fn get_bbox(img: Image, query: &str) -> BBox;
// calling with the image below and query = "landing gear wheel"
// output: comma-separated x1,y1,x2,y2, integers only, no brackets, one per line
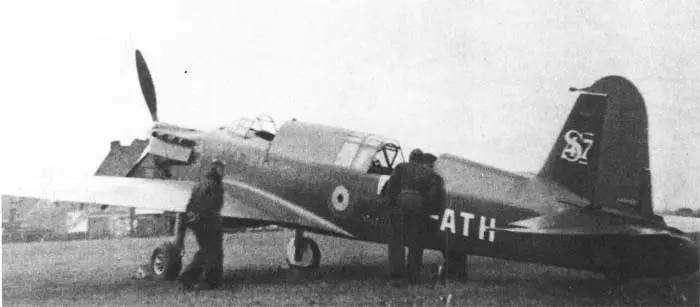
285,237,321,269
150,242,182,281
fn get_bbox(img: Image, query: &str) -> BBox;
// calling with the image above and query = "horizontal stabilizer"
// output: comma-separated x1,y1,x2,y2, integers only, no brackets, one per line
486,224,678,236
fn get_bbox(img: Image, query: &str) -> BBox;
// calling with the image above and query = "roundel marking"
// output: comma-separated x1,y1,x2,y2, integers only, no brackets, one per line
331,185,350,212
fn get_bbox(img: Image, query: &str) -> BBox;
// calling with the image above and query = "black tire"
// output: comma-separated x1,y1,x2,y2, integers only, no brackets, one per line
150,242,182,281
286,237,321,269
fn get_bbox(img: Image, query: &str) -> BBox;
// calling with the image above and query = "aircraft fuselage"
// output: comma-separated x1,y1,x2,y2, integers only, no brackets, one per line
161,127,699,279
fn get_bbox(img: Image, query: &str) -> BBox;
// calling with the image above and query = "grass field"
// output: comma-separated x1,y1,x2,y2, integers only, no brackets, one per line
3,231,699,306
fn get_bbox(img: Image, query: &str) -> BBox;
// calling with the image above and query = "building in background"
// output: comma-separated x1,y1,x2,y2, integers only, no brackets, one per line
2,195,132,242
94,139,175,237
2,139,173,243
94,139,149,177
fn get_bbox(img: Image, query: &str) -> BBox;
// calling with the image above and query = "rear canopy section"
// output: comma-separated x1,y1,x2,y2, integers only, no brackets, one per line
267,120,404,174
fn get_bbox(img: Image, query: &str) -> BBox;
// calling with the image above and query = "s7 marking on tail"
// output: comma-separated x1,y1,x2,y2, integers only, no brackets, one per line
561,129,595,165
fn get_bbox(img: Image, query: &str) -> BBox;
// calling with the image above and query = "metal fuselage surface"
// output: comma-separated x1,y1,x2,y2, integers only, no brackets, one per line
165,126,698,279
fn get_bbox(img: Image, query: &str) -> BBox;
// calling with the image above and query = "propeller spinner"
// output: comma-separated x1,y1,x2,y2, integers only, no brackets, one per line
135,49,158,122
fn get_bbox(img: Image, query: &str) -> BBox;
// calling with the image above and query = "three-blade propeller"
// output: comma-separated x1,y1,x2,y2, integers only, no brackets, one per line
135,49,158,122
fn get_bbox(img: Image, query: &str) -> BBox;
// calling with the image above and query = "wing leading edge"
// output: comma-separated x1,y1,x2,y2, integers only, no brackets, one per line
6,176,353,238
221,177,353,237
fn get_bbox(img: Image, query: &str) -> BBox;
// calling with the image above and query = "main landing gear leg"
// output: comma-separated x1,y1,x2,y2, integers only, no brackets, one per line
285,229,321,269
149,213,185,281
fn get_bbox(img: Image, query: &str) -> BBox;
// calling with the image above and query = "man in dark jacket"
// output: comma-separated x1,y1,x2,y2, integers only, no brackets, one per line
386,149,439,285
421,153,445,216
422,152,437,169
179,159,226,290
422,153,465,281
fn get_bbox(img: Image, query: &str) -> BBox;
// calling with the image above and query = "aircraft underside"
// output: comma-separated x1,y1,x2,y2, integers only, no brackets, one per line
148,210,699,283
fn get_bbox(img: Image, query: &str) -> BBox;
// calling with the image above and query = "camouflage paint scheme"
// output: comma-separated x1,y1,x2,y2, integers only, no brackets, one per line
142,75,697,279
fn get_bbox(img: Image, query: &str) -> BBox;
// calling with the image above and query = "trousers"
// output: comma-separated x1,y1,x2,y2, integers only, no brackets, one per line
179,217,224,287
388,192,429,283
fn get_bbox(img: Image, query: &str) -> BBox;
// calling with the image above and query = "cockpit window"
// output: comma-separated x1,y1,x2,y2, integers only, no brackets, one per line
383,143,402,167
336,141,362,168
222,114,277,141
231,118,255,137
252,114,277,140
367,143,403,175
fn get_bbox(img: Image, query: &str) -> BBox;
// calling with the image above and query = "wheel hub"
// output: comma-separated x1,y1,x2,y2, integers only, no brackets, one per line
152,254,165,275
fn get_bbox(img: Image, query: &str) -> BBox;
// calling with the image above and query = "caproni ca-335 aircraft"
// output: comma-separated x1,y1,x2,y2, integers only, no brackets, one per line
15,50,699,282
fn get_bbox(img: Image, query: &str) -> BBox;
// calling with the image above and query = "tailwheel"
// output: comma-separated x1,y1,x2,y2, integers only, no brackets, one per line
285,236,321,269
150,242,183,281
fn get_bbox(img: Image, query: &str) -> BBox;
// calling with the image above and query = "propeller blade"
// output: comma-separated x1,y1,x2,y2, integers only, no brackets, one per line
135,49,158,122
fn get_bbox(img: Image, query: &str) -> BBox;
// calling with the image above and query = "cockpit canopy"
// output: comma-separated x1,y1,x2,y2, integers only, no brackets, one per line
221,114,277,142
346,135,403,175
268,120,404,174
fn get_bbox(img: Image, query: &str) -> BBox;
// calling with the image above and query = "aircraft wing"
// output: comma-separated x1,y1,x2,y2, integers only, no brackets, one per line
6,176,353,237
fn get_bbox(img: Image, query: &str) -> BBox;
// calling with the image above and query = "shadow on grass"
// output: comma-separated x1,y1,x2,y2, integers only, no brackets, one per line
13,263,696,307
228,263,391,285
222,264,699,305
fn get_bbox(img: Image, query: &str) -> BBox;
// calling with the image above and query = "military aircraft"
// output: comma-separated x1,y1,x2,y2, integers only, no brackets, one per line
11,50,699,283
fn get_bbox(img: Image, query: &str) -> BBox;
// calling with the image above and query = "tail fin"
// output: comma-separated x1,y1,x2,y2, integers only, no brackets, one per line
538,76,653,216
538,91,607,204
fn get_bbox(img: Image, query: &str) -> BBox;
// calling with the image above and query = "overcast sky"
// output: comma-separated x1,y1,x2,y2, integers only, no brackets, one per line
1,0,698,210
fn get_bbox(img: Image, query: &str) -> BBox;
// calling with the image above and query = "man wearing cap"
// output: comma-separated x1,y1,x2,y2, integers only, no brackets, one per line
385,148,439,285
179,159,227,291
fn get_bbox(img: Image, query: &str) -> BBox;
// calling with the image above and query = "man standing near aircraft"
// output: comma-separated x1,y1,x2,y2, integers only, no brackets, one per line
421,152,437,169
422,153,446,216
422,153,465,281
179,159,227,291
386,149,439,285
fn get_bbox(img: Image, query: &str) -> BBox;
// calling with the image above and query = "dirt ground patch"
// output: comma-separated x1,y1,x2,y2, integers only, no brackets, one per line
3,231,698,306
